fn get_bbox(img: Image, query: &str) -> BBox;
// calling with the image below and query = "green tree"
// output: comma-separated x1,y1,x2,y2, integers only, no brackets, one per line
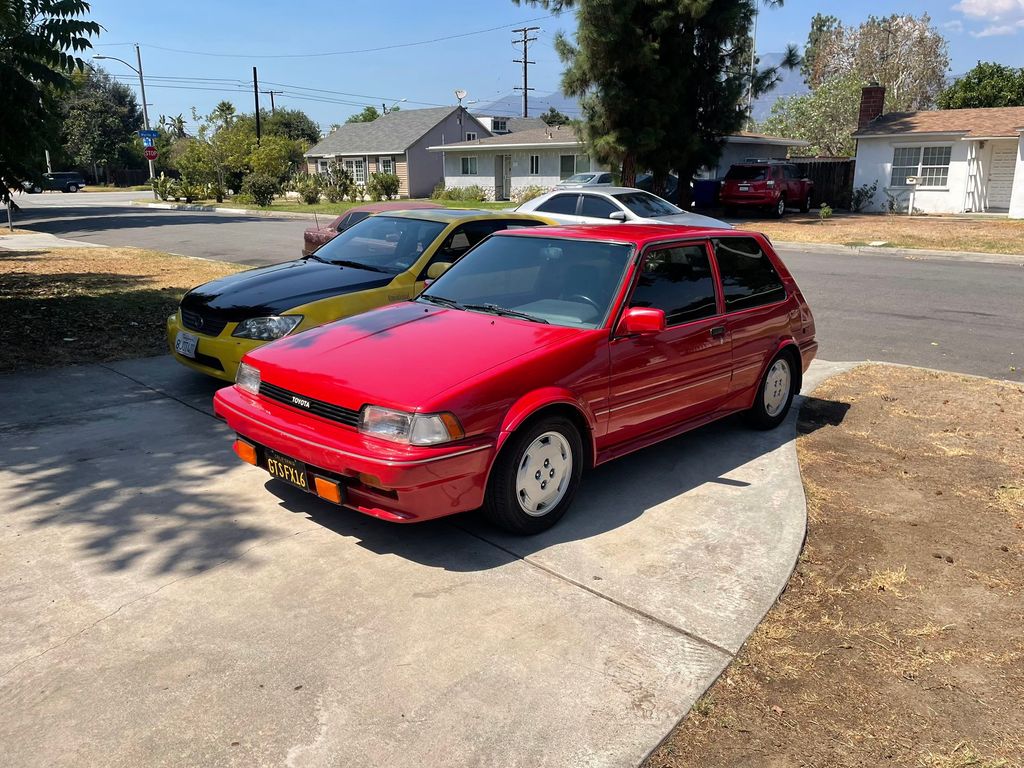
1,0,100,204
759,72,861,156
800,14,840,88
937,62,1024,109
249,134,302,181
60,67,143,179
346,105,380,123
210,100,236,130
261,108,320,143
517,0,797,196
539,106,571,125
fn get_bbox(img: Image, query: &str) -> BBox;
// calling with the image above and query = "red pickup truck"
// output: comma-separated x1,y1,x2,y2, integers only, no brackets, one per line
720,162,814,218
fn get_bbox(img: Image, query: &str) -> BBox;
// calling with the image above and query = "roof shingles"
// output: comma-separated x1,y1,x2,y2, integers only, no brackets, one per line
854,106,1024,139
306,106,465,157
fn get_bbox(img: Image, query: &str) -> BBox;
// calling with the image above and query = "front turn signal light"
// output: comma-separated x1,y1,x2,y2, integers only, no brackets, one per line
233,439,257,465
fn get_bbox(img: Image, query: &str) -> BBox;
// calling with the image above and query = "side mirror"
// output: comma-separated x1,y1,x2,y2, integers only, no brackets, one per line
616,307,665,336
608,211,628,222
426,262,453,280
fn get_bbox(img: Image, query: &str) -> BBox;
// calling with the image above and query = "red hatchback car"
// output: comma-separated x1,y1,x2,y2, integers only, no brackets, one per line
720,162,814,218
214,224,817,534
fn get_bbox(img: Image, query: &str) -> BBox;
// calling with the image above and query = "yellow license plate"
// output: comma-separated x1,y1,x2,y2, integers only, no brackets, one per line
266,449,308,490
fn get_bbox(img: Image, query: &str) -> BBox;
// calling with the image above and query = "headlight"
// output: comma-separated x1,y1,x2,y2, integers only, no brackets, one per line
232,315,303,340
235,362,261,394
359,406,464,446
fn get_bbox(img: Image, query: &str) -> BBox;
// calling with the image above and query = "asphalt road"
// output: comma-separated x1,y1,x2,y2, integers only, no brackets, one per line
11,192,1024,382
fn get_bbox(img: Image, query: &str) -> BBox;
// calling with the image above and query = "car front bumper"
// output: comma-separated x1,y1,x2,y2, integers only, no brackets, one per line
166,311,265,383
213,385,495,523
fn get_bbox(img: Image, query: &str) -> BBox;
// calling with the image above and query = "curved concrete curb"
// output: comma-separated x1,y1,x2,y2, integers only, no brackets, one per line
0,356,856,768
129,199,320,220
773,239,1024,266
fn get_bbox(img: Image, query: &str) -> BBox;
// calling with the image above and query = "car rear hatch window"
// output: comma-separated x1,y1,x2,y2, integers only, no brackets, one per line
725,166,770,182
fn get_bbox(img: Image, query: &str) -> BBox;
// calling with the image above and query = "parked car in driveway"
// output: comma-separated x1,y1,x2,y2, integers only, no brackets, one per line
719,162,813,217
168,209,551,382
517,187,731,228
215,223,817,534
555,171,615,189
302,200,443,256
22,172,87,193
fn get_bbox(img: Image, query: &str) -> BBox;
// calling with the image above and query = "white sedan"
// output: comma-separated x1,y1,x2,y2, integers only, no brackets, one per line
517,186,731,228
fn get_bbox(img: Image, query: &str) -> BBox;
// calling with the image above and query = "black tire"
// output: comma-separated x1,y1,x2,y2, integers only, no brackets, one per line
800,192,812,213
67,184,79,193
744,352,797,430
773,195,786,218
483,416,583,534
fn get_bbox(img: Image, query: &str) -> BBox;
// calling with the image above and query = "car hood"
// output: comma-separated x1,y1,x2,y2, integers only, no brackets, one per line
246,301,582,410
647,212,733,229
180,258,393,321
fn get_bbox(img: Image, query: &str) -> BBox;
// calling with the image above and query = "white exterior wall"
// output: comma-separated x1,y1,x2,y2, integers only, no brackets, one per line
705,142,793,179
441,148,607,200
1008,134,1024,219
852,136,971,214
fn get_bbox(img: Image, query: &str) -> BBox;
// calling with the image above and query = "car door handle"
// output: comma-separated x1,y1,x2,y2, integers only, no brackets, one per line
710,326,726,338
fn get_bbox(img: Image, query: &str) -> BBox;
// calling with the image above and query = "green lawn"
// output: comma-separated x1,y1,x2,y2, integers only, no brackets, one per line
179,198,515,214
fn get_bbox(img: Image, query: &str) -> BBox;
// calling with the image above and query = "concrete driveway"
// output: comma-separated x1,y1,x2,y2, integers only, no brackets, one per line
0,357,848,767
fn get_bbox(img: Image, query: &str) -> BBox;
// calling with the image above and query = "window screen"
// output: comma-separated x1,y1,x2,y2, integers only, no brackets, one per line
713,238,786,312
891,147,921,187
920,146,951,187
629,244,718,326
460,156,477,175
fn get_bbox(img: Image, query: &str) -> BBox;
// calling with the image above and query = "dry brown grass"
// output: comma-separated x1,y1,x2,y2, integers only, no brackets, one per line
733,211,1024,255
645,365,1024,768
0,246,242,371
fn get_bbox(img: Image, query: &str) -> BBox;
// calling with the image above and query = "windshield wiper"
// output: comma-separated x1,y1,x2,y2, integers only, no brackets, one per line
462,303,549,324
418,294,464,310
305,253,329,263
327,259,391,273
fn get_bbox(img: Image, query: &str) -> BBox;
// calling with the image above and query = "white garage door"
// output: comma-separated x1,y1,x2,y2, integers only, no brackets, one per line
987,145,1017,210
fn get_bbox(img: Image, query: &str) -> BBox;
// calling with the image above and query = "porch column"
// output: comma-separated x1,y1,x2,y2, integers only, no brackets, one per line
1009,133,1024,219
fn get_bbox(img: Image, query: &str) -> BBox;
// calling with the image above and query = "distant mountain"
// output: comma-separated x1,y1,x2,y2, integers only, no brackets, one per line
473,91,581,120
751,52,808,123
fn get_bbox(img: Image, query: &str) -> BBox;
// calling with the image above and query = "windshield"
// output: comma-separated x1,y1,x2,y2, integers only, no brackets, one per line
562,174,598,184
420,235,633,329
612,191,681,218
313,215,447,272
725,166,770,181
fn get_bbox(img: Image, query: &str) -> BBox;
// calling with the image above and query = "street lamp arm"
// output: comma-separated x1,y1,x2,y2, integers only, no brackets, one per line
93,55,139,75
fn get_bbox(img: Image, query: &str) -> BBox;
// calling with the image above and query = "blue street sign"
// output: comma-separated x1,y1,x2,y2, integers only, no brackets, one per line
138,130,159,139
142,137,154,148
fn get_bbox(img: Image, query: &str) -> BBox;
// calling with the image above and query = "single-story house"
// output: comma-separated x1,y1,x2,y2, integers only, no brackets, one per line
304,106,489,198
429,125,808,201
852,85,1024,217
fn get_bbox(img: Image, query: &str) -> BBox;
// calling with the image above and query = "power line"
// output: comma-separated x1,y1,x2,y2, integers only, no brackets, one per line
512,26,540,118
137,16,554,59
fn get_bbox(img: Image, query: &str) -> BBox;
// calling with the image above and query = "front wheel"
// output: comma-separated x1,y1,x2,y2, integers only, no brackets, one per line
67,184,79,193
745,353,797,429
773,195,786,218
800,192,812,213
483,416,583,534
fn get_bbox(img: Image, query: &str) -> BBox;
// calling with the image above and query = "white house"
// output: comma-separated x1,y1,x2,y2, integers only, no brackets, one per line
429,125,808,201
852,87,1024,217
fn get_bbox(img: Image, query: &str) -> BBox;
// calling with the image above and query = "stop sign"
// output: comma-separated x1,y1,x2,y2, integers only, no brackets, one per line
143,146,158,161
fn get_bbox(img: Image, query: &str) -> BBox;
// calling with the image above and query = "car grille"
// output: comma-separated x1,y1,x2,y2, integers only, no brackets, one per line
181,308,229,337
259,381,360,428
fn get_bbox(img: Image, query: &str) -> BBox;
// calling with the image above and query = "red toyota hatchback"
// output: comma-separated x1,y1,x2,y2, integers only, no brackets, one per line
214,224,817,534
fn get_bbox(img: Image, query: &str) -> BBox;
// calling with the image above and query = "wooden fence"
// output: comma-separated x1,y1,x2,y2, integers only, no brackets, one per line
789,158,856,210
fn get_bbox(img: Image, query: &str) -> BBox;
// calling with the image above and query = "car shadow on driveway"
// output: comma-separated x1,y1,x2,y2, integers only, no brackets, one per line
264,395,850,572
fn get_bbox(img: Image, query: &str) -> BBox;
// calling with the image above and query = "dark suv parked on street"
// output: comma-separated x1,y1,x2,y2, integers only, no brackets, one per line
23,172,87,193
720,162,812,218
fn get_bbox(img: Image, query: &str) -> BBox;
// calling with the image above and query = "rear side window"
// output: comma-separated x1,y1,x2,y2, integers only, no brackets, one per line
579,195,619,218
629,243,718,326
536,194,579,215
713,237,786,312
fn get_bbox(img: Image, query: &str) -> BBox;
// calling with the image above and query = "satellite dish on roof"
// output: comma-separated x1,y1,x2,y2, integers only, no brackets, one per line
454,89,467,103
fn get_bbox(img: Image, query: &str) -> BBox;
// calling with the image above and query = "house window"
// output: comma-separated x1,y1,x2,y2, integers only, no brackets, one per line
559,155,575,179
529,155,540,175
344,159,366,185
317,160,330,173
493,119,507,133
461,156,478,175
465,131,477,141
575,154,591,172
379,157,394,175
890,145,951,188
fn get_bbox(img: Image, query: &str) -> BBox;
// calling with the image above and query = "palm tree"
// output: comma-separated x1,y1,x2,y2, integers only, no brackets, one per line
0,0,100,203
211,101,236,130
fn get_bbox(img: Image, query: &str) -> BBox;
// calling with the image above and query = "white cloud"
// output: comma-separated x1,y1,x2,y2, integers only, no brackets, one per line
943,19,964,32
953,0,1024,35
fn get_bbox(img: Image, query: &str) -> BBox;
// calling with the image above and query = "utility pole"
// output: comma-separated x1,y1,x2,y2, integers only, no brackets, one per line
512,26,539,118
746,7,758,130
95,45,156,196
253,67,261,146
263,90,283,113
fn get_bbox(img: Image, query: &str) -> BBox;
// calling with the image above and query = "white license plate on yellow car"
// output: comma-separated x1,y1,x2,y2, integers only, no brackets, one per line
174,331,199,358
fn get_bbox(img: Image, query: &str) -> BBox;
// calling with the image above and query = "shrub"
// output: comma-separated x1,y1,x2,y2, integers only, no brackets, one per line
367,172,400,201
346,184,367,203
511,185,549,204
241,173,279,206
152,174,174,201
291,173,321,204
819,202,833,221
851,181,877,212
430,184,489,201
319,162,354,203
176,179,204,203
430,182,446,200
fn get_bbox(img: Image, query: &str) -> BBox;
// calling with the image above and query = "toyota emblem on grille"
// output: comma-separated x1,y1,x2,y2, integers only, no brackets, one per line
194,315,204,328
291,396,311,409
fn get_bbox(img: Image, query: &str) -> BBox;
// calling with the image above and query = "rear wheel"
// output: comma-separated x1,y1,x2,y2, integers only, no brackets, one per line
773,195,786,218
800,192,812,213
67,184,79,193
31,184,42,194
745,352,797,430
483,416,583,534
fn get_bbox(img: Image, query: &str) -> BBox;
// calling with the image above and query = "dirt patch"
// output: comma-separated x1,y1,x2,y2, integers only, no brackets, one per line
0,247,241,372
645,364,1024,768
731,212,1024,256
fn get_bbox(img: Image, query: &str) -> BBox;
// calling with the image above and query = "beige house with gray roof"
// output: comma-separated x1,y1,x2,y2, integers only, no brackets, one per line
305,106,489,198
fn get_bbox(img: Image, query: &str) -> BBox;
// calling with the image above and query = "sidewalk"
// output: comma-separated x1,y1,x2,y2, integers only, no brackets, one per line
0,231,104,250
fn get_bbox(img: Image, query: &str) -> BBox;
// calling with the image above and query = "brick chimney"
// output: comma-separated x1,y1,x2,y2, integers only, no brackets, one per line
858,83,886,130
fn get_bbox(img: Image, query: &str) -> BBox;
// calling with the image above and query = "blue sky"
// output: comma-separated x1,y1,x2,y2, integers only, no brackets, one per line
85,0,1024,133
